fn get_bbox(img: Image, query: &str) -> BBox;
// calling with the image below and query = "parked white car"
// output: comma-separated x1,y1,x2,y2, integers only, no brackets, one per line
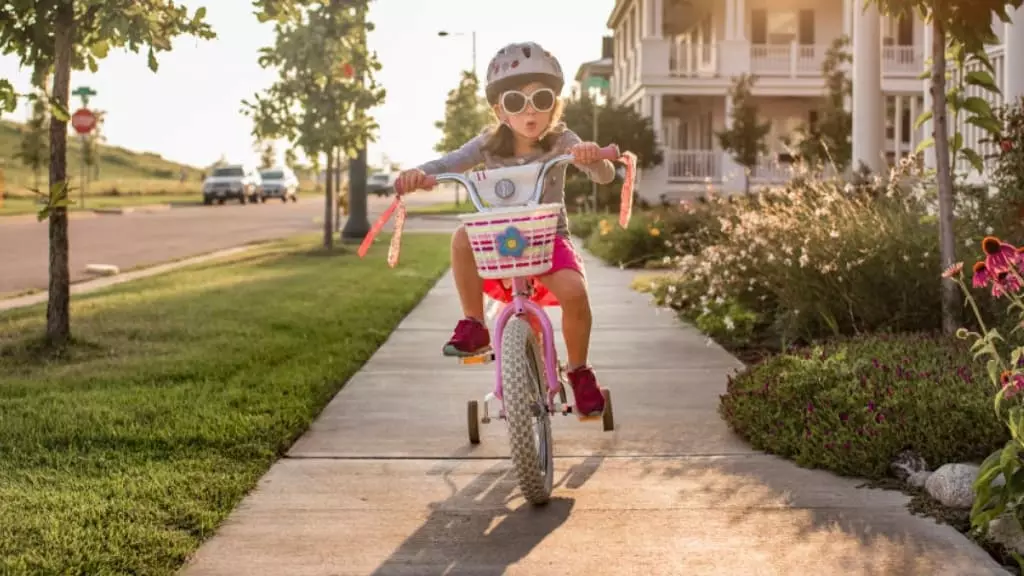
203,165,262,205
259,167,300,203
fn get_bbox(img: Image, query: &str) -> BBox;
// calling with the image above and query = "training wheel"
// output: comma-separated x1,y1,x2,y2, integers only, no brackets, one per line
557,364,568,405
468,400,481,444
601,389,614,432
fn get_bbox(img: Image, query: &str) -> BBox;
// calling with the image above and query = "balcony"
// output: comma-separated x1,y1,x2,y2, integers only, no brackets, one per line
666,150,721,182
623,37,925,88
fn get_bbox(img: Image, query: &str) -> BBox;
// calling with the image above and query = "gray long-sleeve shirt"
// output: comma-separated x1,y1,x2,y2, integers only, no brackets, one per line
416,125,616,237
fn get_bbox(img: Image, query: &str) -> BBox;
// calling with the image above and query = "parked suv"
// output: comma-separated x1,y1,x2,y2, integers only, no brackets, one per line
259,166,299,203
366,172,395,197
202,165,262,205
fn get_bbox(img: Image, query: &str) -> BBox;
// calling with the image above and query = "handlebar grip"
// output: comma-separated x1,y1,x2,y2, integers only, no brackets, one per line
394,175,437,196
597,144,620,161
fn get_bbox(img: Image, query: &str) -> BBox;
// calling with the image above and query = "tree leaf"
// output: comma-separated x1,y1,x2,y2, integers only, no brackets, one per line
967,115,1003,136
961,147,985,174
49,100,70,122
147,48,159,72
915,136,935,155
914,110,933,131
963,96,994,118
91,40,109,58
965,70,1000,94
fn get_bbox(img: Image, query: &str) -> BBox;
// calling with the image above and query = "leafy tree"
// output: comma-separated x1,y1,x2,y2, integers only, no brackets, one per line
716,74,771,193
434,71,490,155
258,140,276,168
16,73,50,193
562,96,662,169
866,0,1020,335
0,1,215,347
562,95,662,211
284,147,298,169
792,36,852,171
246,0,385,249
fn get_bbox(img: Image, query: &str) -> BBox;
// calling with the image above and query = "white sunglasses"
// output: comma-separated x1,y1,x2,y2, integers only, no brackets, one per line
500,88,557,115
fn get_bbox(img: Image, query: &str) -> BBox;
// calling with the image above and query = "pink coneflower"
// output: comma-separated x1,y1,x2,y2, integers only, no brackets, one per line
973,261,991,289
982,236,1018,273
1001,371,1024,398
942,262,964,279
992,271,1022,298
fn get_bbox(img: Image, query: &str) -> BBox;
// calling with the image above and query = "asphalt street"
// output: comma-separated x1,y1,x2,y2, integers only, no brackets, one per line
0,185,462,295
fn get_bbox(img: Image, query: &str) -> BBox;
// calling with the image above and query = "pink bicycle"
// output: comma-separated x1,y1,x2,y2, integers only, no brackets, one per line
364,143,635,505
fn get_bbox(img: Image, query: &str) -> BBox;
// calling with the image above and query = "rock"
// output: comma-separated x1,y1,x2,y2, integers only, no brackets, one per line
891,449,928,481
989,513,1024,556
907,470,932,488
924,463,980,508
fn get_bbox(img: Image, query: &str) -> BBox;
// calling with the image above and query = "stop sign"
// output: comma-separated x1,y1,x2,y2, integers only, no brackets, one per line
71,108,96,134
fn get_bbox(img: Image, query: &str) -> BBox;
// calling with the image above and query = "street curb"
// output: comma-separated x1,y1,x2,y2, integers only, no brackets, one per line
0,244,258,313
92,204,174,215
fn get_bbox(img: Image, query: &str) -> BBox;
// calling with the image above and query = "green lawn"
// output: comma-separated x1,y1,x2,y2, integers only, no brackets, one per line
406,201,477,215
0,233,452,574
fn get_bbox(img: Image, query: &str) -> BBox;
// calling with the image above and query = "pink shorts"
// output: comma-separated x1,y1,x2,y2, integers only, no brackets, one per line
482,235,585,307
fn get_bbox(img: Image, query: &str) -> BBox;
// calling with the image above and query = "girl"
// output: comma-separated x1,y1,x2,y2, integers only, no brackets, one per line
395,41,615,417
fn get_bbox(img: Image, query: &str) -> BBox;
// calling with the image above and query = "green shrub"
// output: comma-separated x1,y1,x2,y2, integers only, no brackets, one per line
584,202,726,269
720,333,1008,479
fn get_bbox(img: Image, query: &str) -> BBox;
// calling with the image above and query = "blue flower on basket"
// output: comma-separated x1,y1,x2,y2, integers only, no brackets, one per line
496,226,529,257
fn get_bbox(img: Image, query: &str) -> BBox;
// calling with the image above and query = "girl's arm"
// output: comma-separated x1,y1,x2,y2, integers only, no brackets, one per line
416,132,487,175
560,129,616,184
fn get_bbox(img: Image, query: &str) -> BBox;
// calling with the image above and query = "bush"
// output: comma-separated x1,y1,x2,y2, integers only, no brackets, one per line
720,333,1008,479
584,201,726,269
646,168,981,346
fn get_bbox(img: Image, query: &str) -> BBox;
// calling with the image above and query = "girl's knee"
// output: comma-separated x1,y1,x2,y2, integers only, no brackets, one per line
552,273,590,313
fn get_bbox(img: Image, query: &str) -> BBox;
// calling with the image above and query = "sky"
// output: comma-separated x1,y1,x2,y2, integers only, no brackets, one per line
0,0,616,171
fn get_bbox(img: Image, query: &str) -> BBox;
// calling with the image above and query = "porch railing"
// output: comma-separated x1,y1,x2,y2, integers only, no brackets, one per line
667,150,721,181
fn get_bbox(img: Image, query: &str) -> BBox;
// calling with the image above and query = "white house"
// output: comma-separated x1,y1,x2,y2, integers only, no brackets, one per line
605,0,1024,201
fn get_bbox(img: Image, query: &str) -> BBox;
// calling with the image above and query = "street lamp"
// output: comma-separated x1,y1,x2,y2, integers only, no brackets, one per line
437,30,477,76
437,29,477,206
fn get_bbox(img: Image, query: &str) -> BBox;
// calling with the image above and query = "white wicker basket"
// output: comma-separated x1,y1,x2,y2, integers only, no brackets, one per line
458,203,561,279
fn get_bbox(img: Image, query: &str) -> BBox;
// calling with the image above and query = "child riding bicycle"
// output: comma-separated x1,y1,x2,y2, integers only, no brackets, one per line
395,42,614,417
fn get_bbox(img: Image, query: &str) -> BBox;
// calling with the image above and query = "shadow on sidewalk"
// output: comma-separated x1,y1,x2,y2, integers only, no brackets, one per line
369,454,605,576
628,453,1002,574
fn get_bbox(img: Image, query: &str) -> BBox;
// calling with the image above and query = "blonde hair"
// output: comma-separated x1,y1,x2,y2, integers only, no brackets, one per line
481,94,566,158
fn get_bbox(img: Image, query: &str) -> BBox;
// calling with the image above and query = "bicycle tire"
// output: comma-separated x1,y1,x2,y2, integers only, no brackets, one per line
501,316,554,505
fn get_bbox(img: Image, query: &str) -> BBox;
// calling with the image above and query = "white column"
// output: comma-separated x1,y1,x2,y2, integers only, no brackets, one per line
652,95,663,145
922,22,935,170
735,0,746,39
852,1,885,173
1006,6,1024,103
842,0,852,39
644,0,662,38
909,95,918,152
894,95,903,161
725,0,736,40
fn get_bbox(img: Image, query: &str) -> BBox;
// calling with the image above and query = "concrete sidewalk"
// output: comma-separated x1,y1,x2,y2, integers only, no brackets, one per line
181,248,1007,575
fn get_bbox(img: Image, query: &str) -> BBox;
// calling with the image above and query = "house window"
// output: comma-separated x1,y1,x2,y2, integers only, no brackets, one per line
751,10,766,44
883,15,914,46
798,10,815,45
767,11,798,44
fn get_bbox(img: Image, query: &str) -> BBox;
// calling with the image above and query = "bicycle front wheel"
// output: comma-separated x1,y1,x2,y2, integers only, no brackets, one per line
501,315,554,505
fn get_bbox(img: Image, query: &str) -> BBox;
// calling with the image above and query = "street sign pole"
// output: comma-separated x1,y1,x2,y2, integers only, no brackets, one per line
71,87,97,209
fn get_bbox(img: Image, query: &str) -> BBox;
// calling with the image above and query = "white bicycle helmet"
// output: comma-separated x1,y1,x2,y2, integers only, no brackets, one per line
484,41,564,105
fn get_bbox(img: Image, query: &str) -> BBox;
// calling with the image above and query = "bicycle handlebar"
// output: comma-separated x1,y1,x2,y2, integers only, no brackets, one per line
394,143,621,204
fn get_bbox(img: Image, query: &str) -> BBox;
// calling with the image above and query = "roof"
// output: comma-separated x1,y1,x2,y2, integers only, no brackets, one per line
574,57,614,82
606,0,631,28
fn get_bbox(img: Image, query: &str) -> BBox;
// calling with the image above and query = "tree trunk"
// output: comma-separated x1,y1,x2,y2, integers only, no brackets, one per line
324,149,334,250
46,0,75,348
931,21,961,334
334,148,342,230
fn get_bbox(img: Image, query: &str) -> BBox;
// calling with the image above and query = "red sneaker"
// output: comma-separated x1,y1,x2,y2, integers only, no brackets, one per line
442,318,491,357
568,366,605,417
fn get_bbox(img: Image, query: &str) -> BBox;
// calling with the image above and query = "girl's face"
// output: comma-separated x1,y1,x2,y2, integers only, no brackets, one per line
494,81,558,141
